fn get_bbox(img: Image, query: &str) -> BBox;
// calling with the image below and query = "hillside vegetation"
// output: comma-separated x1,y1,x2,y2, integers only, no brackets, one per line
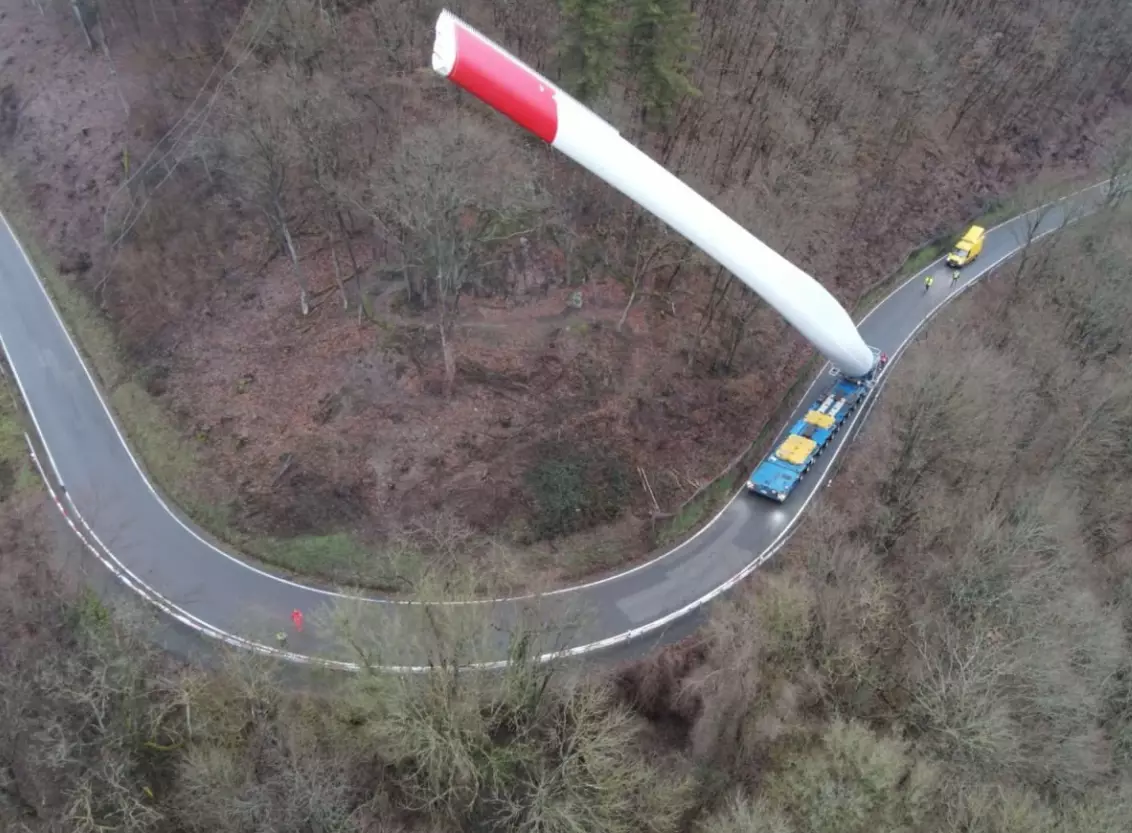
2,0,1132,586
3,192,1132,833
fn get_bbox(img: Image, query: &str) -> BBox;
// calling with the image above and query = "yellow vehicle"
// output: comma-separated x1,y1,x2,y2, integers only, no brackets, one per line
946,224,985,268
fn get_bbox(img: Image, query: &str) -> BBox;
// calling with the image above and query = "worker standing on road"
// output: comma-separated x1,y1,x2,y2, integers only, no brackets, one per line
951,267,960,286
924,274,934,292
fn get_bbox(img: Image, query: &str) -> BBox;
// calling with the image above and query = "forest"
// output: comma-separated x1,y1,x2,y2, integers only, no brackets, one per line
2,189,1131,832
3,0,1132,586
4,0,1132,829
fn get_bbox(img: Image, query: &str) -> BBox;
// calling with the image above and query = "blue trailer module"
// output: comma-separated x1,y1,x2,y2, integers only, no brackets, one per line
748,348,888,503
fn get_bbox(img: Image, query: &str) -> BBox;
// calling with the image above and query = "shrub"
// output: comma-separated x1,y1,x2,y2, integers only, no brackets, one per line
763,719,939,833
525,442,631,539
328,582,693,833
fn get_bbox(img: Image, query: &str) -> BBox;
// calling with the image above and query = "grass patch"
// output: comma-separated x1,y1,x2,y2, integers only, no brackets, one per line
260,531,396,585
69,585,114,632
107,381,233,527
848,218,973,319
552,526,640,580
851,236,951,316
0,383,27,463
560,542,629,577
902,239,950,274
657,475,738,548
974,196,1017,229
0,376,37,497
266,532,367,573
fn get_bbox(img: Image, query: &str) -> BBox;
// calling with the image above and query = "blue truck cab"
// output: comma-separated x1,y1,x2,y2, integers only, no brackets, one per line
747,347,887,503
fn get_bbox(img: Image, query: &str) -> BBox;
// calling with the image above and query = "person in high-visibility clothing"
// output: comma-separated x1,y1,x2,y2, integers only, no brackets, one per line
924,274,934,291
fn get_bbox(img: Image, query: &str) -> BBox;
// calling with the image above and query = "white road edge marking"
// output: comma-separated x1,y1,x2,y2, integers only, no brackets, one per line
0,179,1112,670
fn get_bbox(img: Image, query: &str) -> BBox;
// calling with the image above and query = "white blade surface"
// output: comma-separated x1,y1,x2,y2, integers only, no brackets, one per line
432,9,874,378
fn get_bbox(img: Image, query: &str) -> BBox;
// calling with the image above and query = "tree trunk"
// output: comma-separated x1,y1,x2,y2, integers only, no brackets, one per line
96,23,131,117
723,299,759,372
278,215,311,315
72,0,94,50
148,0,165,48
439,310,456,398
617,288,638,333
335,208,361,288
329,233,348,310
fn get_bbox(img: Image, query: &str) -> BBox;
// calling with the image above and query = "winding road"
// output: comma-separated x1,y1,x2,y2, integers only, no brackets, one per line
0,180,1113,670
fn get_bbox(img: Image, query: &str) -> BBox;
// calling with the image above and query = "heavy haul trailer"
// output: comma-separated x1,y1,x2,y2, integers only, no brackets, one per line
747,348,888,503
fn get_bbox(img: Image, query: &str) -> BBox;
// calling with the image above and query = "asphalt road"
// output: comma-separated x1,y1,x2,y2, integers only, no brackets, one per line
0,180,1113,670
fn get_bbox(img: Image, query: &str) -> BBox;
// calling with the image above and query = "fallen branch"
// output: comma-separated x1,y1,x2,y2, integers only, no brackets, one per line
272,453,295,486
638,467,660,512
617,288,637,332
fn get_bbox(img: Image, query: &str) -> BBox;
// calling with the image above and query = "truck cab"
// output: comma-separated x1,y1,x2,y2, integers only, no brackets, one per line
946,225,985,268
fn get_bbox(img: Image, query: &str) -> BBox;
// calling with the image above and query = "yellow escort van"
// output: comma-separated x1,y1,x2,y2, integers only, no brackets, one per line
946,224,985,268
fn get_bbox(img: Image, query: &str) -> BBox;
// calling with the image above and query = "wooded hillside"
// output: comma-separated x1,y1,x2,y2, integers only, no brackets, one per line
3,191,1132,832
2,0,1131,586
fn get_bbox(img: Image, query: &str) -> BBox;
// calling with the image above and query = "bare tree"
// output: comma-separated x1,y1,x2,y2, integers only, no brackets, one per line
361,118,547,396
324,573,690,833
906,499,1125,793
1101,124,1132,208
363,0,429,72
757,718,938,833
218,68,312,315
288,70,364,310
998,184,1076,314
858,329,1027,550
